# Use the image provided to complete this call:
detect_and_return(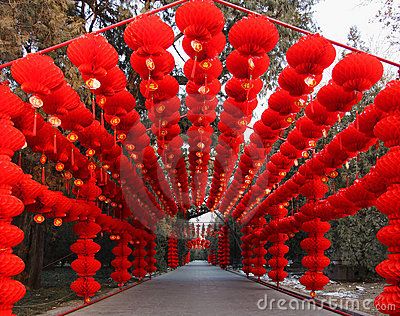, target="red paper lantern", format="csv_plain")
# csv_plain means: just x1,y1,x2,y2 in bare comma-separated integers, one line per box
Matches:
300,218,331,293
226,51,270,79
0,278,26,315
229,15,279,55
332,52,383,92
317,81,362,112
374,80,400,114
124,15,174,52
70,277,101,302
286,34,336,75
11,54,64,97
175,0,224,40
67,34,118,84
